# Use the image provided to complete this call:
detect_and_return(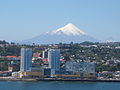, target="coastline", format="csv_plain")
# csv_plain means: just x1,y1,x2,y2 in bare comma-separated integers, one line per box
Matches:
36,78,120,82
0,77,36,81
1,77,120,82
